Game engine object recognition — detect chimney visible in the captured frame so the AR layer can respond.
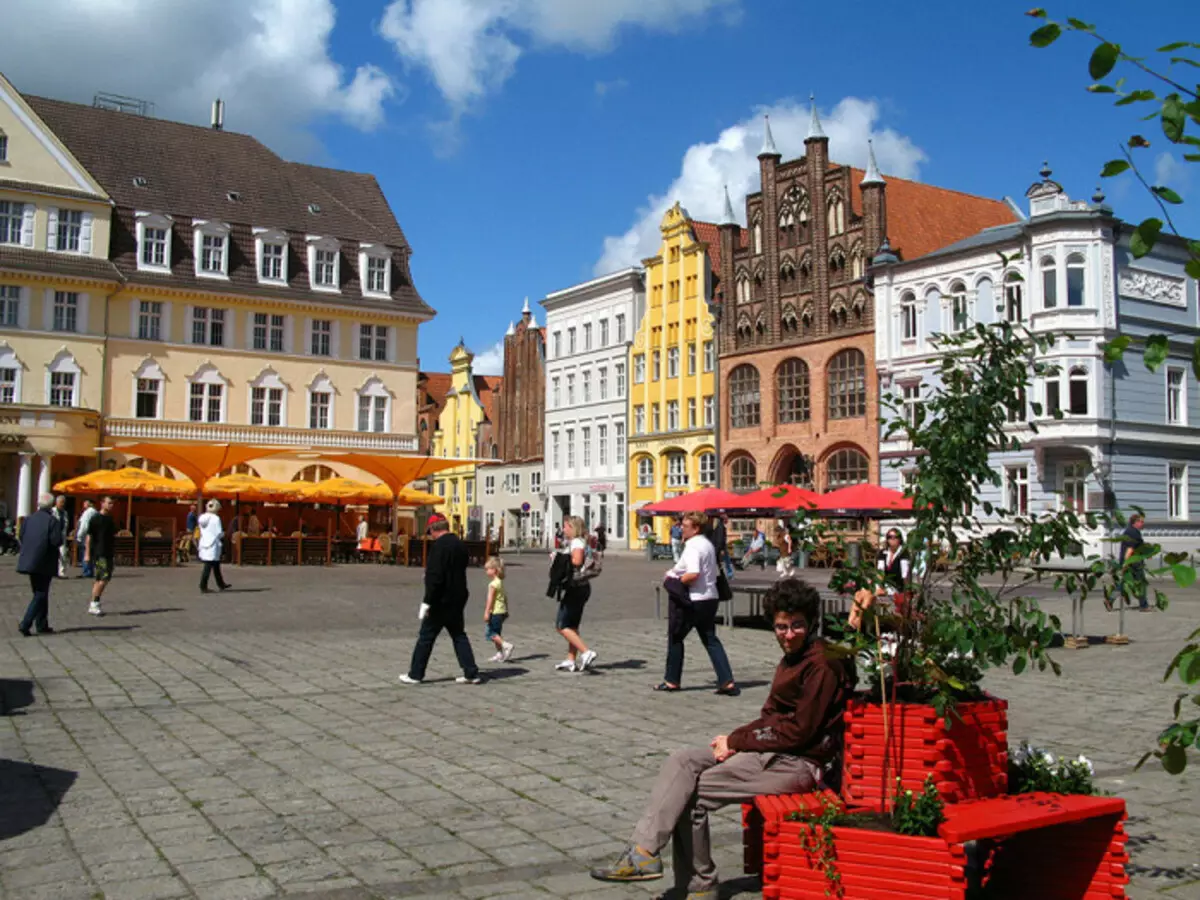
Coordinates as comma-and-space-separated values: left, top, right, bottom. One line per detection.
211, 99, 225, 131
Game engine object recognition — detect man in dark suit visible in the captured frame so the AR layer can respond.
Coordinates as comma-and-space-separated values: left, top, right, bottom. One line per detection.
399, 514, 482, 685
18, 493, 64, 636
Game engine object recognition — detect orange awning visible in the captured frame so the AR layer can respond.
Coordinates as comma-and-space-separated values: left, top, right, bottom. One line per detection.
55, 467, 196, 498
331, 453, 477, 495
395, 487, 443, 507
203, 473, 307, 503
117, 443, 287, 490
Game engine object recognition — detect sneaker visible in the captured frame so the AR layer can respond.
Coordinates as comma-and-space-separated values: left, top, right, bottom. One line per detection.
555, 659, 576, 671
88, 602, 104, 617
578, 649, 598, 671
398, 674, 422, 685
455, 675, 483, 684
501, 641, 514, 662
590, 845, 663, 882
488, 652, 504, 662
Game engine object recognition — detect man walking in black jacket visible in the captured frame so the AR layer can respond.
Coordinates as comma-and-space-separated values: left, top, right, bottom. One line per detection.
17, 493, 64, 636
399, 514, 482, 685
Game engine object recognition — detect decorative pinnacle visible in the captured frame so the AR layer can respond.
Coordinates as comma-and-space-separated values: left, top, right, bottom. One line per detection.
1092, 185, 1106, 205
505, 321, 515, 337
1040, 160, 1053, 180
720, 185, 737, 226
521, 296, 530, 314
861, 139, 884, 186
806, 93, 826, 141
760, 115, 779, 156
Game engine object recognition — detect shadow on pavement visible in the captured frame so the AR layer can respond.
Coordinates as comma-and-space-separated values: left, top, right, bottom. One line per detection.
54, 625, 139, 634
217, 588, 270, 594
113, 607, 184, 617
480, 667, 528, 681
592, 658, 646, 671
0, 759, 77, 841
0, 679, 34, 716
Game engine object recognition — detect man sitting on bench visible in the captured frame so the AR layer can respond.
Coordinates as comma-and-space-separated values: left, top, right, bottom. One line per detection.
590, 578, 855, 899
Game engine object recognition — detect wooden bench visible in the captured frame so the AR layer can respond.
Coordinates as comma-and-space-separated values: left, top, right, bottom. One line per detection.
744, 790, 1128, 899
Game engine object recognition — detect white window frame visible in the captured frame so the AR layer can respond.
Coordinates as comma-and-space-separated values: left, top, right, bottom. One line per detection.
531, 470, 541, 493
552, 376, 560, 408
583, 322, 593, 351
615, 362, 626, 398
634, 405, 645, 434
666, 452, 688, 489
136, 212, 173, 273
1005, 465, 1029, 517
598, 367, 607, 400
1060, 461, 1088, 513
250, 311, 289, 353
131, 359, 164, 420
190, 306, 227, 347
47, 208, 91, 255
598, 424, 608, 467
0, 284, 22, 328
253, 227, 289, 285
307, 235, 341, 292
551, 431, 560, 470
0, 344, 23, 404
566, 428, 576, 468
703, 395, 714, 428
599, 319, 609, 347
356, 377, 391, 433
193, 220, 231, 278
248, 369, 288, 427
0, 200, 31, 247
698, 452, 716, 486
582, 426, 591, 467
48, 290, 82, 333
307, 374, 335, 430
637, 457, 654, 488
135, 299, 167, 342
0, 132, 7, 163
703, 340, 714, 373
1066, 253, 1086, 308
667, 399, 680, 431
615, 421, 625, 459
359, 244, 392, 298
484, 475, 495, 496
616, 314, 626, 343
567, 374, 575, 406
688, 397, 697, 429
186, 364, 228, 423
900, 295, 918, 342
667, 347, 680, 378
1167, 367, 1187, 425
309, 318, 335, 357
634, 354, 646, 384
358, 323, 390, 363
1168, 463, 1188, 521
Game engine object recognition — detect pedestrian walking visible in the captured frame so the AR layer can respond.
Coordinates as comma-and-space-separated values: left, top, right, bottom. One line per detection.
1111, 513, 1150, 612
670, 519, 684, 562
52, 495, 70, 577
197, 500, 231, 593
712, 513, 735, 581
774, 522, 795, 579
594, 522, 607, 556
549, 515, 598, 672
399, 514, 482, 685
84, 495, 117, 616
17, 493, 63, 636
851, 527, 912, 629
75, 499, 96, 576
656, 512, 737, 695
483, 556, 514, 662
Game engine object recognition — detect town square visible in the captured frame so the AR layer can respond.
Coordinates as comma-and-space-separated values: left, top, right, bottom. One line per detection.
2, 1, 1200, 898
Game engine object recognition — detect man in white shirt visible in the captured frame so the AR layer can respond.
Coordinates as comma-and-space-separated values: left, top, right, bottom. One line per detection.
75, 500, 96, 577
656, 512, 737, 696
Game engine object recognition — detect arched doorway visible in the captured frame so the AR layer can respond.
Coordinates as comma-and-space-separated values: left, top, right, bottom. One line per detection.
769, 445, 814, 488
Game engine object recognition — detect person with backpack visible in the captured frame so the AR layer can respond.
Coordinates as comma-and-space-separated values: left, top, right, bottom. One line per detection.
548, 515, 599, 672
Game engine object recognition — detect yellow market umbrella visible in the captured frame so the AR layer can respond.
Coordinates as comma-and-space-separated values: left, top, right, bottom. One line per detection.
296, 477, 393, 506
54, 467, 196, 530
203, 473, 307, 503
395, 487, 443, 506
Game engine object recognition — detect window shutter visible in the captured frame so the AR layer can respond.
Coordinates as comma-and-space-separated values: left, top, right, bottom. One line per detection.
46, 209, 58, 251
42, 289, 54, 331
161, 301, 172, 343
284, 315, 294, 354
387, 326, 396, 364
80, 213, 93, 255
331, 320, 341, 359
184, 305, 194, 343
304, 317, 313, 355
130, 299, 140, 338
21, 205, 35, 248
77, 295, 90, 334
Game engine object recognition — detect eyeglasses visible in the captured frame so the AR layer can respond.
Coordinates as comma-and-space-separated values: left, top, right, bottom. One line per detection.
887, 534, 901, 541
773, 621, 808, 635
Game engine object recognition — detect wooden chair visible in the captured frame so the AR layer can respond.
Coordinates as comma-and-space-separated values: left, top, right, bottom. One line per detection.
377, 533, 392, 563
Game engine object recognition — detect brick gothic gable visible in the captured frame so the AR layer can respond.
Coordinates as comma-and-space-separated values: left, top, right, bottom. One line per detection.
492, 309, 546, 462
715, 134, 1016, 493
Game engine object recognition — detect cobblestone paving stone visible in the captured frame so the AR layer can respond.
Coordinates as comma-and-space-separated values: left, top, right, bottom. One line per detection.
1, 552, 1197, 899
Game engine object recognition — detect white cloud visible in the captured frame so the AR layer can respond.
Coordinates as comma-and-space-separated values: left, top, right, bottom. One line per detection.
380, 0, 734, 112
472, 340, 506, 376
1154, 152, 1191, 199
595, 78, 629, 98
594, 97, 928, 275
0, 0, 395, 156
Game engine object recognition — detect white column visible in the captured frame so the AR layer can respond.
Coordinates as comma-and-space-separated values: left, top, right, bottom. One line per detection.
37, 454, 53, 500
16, 453, 34, 520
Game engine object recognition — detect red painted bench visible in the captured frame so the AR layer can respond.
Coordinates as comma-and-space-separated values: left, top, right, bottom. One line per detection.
743, 790, 1128, 900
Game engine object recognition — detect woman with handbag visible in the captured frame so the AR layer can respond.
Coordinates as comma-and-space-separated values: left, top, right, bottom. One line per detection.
549, 516, 598, 672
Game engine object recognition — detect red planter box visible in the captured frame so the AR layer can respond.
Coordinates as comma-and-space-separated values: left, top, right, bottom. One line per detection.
842, 695, 1008, 810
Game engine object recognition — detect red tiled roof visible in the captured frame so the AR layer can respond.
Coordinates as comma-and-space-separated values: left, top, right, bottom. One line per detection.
847, 168, 1017, 261
418, 372, 452, 413
474, 375, 504, 424
690, 220, 725, 277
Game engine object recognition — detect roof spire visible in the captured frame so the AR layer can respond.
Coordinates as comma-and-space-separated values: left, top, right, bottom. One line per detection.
521, 296, 530, 315
720, 185, 737, 226
806, 94, 826, 141
505, 321, 515, 337
759, 115, 779, 157
861, 139, 884, 186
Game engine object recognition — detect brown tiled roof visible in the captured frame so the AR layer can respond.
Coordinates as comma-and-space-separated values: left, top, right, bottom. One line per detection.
0, 246, 121, 282
23, 95, 433, 319
847, 168, 1017, 261
690, 221, 725, 277
0, 177, 106, 204
474, 375, 503, 424
418, 371, 452, 413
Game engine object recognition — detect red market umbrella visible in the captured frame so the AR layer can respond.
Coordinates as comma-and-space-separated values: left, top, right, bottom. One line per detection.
720, 484, 820, 514
817, 484, 913, 517
641, 487, 742, 516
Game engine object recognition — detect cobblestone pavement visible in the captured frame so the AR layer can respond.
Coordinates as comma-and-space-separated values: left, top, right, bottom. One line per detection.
1, 553, 1197, 900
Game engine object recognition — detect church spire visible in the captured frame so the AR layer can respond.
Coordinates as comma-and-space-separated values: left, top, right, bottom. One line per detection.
861, 139, 884, 186
759, 115, 779, 157
805, 93, 826, 142
720, 184, 737, 226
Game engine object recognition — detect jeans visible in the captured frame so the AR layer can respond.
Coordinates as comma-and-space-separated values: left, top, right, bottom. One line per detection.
200, 560, 228, 591
663, 585, 734, 687
81, 558, 94, 577
671, 539, 683, 562
19, 573, 53, 633
408, 603, 479, 680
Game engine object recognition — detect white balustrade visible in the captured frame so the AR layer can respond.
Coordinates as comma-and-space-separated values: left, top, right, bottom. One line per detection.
105, 418, 417, 452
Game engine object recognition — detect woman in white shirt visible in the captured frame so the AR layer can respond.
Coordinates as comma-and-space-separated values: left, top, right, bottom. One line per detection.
552, 516, 598, 672
197, 499, 231, 593
656, 512, 737, 695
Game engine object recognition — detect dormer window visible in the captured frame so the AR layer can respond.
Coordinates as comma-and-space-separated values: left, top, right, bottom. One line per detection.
253, 227, 289, 285
49, 209, 90, 254
306, 236, 340, 292
193, 220, 231, 278
359, 244, 391, 297
135, 212, 173, 272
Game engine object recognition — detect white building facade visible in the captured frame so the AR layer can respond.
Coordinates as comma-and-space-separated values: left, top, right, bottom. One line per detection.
542, 268, 645, 548
872, 172, 1200, 558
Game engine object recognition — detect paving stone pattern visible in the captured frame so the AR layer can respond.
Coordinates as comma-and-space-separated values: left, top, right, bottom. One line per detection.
1, 554, 1198, 899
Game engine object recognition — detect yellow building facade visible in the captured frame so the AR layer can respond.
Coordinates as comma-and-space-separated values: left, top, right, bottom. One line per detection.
429, 342, 495, 537
627, 203, 718, 543
0, 74, 433, 523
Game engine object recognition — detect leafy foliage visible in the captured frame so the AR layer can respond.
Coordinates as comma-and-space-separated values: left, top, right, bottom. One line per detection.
890, 776, 946, 836
1009, 742, 1096, 794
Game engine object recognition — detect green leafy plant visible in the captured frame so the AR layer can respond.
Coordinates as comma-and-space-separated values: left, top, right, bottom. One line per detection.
788, 793, 848, 898
1009, 742, 1096, 794
890, 776, 946, 836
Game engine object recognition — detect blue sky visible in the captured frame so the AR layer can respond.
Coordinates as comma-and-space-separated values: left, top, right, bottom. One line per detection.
1, 0, 1194, 374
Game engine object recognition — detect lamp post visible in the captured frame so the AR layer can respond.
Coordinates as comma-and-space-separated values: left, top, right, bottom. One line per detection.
705, 296, 723, 489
